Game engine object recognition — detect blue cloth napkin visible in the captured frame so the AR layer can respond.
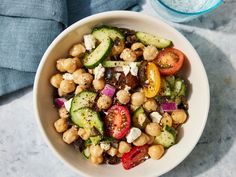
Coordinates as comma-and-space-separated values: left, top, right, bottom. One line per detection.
0, 0, 139, 96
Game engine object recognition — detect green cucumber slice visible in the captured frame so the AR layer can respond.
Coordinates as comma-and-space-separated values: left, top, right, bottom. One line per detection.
102, 61, 141, 67
132, 107, 150, 129
90, 136, 102, 145
154, 125, 176, 148
165, 76, 176, 89
71, 107, 104, 135
82, 147, 90, 159
70, 91, 97, 113
136, 31, 172, 49
84, 37, 113, 68
159, 78, 172, 97
171, 79, 184, 99
92, 25, 125, 42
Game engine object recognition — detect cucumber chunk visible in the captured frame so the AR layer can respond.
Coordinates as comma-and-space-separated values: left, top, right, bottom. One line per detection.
102, 61, 141, 67
71, 107, 104, 135
84, 37, 113, 68
82, 147, 90, 159
159, 78, 172, 97
92, 25, 125, 42
154, 125, 176, 148
165, 76, 176, 89
132, 107, 150, 129
171, 79, 184, 99
70, 91, 97, 113
90, 136, 102, 145
136, 31, 172, 49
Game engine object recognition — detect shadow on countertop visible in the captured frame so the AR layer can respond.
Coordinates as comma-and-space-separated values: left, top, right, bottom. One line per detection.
182, 0, 236, 33
0, 86, 32, 106
163, 31, 236, 177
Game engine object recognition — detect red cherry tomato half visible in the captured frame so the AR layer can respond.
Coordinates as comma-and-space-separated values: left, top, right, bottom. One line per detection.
154, 48, 185, 76
122, 145, 149, 170
104, 105, 131, 139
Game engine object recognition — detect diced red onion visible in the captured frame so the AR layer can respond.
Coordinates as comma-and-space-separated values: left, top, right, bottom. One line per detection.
54, 98, 67, 108
160, 102, 177, 113
101, 84, 116, 97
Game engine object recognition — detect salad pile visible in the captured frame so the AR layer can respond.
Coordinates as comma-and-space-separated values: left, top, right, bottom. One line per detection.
50, 25, 189, 169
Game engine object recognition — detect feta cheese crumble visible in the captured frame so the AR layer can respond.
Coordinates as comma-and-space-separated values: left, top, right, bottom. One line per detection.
100, 142, 111, 151
94, 64, 105, 80
64, 98, 73, 111
62, 73, 73, 80
115, 73, 121, 80
122, 65, 130, 76
84, 34, 96, 51
129, 62, 138, 76
126, 127, 142, 143
122, 62, 138, 76
150, 112, 162, 123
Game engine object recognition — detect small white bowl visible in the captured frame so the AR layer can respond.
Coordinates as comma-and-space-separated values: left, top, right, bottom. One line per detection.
33, 11, 210, 177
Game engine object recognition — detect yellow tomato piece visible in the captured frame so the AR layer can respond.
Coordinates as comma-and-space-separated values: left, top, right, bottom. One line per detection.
144, 62, 161, 98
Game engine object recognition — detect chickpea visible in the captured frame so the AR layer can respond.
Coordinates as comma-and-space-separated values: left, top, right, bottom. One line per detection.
120, 48, 137, 62
147, 135, 155, 145
75, 85, 85, 94
112, 38, 125, 56
161, 113, 173, 127
50, 73, 63, 88
145, 123, 162, 136
118, 141, 131, 154
93, 78, 105, 91
54, 118, 68, 133
97, 95, 112, 110
72, 69, 86, 84
58, 88, 66, 97
78, 128, 90, 140
90, 155, 103, 165
130, 104, 139, 112
62, 126, 79, 144
63, 58, 77, 73
171, 109, 187, 124
143, 45, 158, 61
90, 145, 104, 157
131, 92, 145, 106
56, 58, 66, 72
148, 145, 165, 160
116, 90, 131, 104
143, 99, 158, 112
69, 43, 86, 57
59, 80, 76, 93
133, 133, 149, 146
58, 107, 69, 118
76, 73, 93, 88
131, 42, 145, 57
107, 147, 118, 157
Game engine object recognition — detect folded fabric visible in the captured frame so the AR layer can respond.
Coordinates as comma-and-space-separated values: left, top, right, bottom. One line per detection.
0, 0, 139, 96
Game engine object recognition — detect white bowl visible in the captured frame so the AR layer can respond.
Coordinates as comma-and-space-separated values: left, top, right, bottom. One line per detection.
33, 11, 210, 177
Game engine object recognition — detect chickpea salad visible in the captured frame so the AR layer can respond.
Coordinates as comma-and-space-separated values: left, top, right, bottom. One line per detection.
50, 25, 189, 170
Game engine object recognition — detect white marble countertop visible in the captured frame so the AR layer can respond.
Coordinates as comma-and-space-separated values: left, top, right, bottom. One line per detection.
0, 1, 236, 177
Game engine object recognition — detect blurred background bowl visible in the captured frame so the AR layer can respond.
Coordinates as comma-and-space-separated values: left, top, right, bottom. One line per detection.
150, 0, 224, 22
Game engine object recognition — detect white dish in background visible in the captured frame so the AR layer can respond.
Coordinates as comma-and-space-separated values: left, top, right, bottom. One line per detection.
33, 11, 210, 177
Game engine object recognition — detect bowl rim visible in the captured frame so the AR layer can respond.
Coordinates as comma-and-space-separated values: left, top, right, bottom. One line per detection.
156, 0, 223, 15
33, 10, 210, 177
